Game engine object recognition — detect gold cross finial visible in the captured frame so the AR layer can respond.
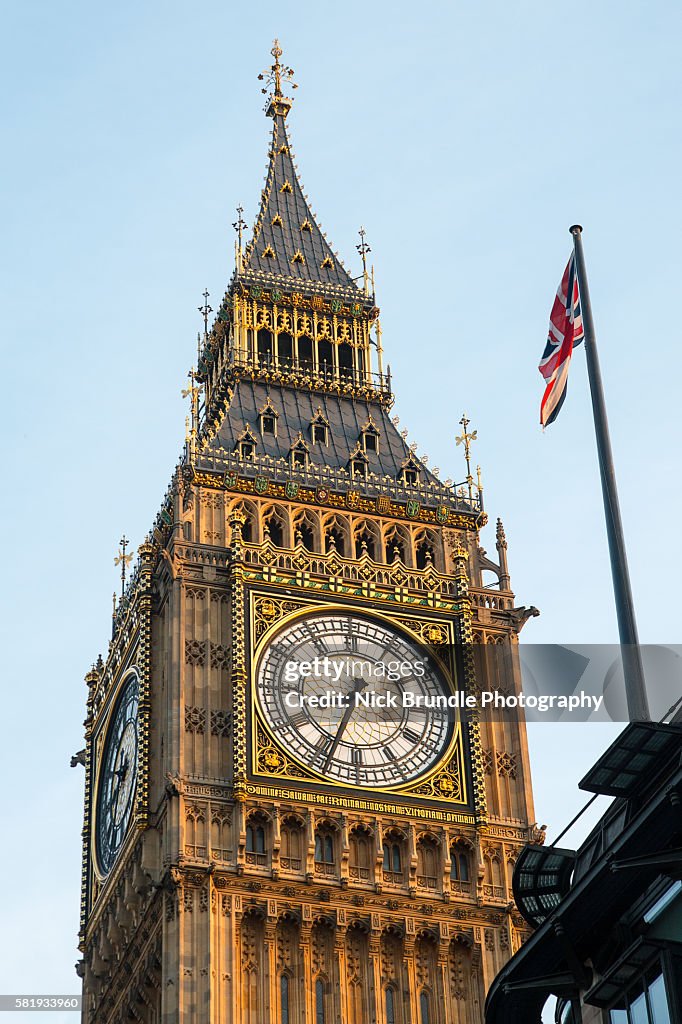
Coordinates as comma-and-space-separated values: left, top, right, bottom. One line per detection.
271, 39, 283, 94
455, 413, 478, 500
232, 205, 246, 247
456, 413, 477, 458
258, 39, 297, 117
356, 226, 371, 296
114, 534, 134, 596
182, 367, 201, 462
198, 288, 212, 337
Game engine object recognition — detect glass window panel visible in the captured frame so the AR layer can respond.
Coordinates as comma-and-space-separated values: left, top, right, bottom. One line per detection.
630, 990, 648, 1024
386, 988, 396, 1024
648, 974, 671, 1024
609, 1011, 628, 1024
420, 992, 430, 1024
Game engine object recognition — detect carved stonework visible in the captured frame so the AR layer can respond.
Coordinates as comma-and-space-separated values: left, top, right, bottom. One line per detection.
210, 643, 230, 670
496, 751, 517, 778
185, 706, 206, 733
210, 710, 232, 737
185, 639, 207, 666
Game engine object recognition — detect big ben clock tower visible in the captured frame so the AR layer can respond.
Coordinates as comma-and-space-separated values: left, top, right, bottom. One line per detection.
78, 42, 540, 1024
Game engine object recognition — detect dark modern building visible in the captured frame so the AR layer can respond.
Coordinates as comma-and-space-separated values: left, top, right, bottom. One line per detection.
485, 720, 682, 1024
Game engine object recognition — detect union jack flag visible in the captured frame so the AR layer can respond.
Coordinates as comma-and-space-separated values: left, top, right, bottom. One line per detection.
538, 253, 584, 427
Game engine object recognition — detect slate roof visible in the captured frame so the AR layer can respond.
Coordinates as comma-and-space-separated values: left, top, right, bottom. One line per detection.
198, 379, 437, 486
239, 109, 363, 300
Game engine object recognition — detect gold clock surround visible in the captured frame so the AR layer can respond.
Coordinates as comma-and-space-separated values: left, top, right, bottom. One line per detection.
248, 593, 470, 809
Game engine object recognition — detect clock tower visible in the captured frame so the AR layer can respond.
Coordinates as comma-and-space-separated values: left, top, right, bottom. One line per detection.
78, 42, 540, 1024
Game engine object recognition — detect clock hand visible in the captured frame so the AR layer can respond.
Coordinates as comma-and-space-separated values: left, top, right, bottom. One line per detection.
322, 678, 370, 771
109, 756, 129, 818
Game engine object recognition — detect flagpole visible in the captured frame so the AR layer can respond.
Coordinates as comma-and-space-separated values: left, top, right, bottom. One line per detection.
569, 225, 650, 721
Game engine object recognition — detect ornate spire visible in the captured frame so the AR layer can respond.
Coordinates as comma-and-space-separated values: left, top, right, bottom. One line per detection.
238, 44, 362, 297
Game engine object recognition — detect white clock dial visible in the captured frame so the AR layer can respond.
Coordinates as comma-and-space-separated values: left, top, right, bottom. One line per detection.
256, 611, 453, 788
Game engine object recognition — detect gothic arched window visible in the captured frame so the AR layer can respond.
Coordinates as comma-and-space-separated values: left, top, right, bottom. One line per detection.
297, 520, 314, 550
245, 811, 268, 866
355, 529, 375, 559
383, 842, 401, 873
385, 987, 397, 1024
415, 539, 434, 570
318, 338, 333, 371
257, 328, 273, 365
246, 824, 265, 854
349, 827, 372, 881
315, 979, 325, 1024
385, 528, 407, 564
338, 341, 354, 375
450, 841, 471, 886
417, 835, 440, 890
298, 335, 313, 367
324, 517, 348, 557
383, 829, 405, 881
258, 402, 278, 436
310, 409, 330, 445
280, 818, 303, 871
231, 503, 256, 543
280, 974, 290, 1024
351, 457, 367, 479
277, 331, 293, 365
314, 827, 336, 875
263, 511, 285, 548
419, 991, 430, 1024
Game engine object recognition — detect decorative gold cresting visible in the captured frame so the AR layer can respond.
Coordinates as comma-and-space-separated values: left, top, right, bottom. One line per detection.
258, 38, 297, 119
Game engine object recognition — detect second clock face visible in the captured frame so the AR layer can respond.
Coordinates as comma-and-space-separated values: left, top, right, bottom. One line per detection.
95, 673, 139, 875
256, 611, 453, 788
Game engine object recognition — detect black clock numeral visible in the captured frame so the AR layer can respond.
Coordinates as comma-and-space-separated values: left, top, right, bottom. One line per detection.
310, 734, 334, 765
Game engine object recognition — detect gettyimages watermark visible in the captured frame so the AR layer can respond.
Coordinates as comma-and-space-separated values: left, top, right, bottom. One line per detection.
269, 644, 682, 723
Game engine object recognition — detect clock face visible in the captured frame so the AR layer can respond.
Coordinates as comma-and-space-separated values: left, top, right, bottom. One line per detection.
95, 673, 139, 875
256, 611, 454, 788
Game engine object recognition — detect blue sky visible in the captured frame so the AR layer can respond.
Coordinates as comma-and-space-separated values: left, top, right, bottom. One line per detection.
2, 1, 680, 1017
